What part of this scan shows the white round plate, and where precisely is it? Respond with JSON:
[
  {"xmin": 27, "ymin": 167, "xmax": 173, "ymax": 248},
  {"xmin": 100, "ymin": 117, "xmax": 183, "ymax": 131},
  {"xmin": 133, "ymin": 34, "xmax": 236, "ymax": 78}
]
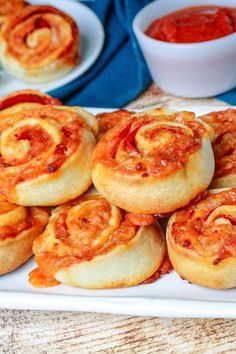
[{"xmin": 0, "ymin": 0, "xmax": 104, "ymax": 96}]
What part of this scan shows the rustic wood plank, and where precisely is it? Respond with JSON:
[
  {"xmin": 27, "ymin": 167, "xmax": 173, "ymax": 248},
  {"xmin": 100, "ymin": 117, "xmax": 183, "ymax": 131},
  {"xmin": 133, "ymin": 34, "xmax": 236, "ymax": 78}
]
[
  {"xmin": 126, "ymin": 84, "xmax": 229, "ymax": 109},
  {"xmin": 0, "ymin": 310, "xmax": 236, "ymax": 353}
]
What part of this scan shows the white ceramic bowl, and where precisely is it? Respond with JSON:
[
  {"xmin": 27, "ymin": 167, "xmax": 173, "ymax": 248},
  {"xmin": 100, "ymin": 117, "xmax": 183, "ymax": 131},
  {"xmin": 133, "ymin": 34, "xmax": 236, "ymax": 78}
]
[{"xmin": 133, "ymin": 0, "xmax": 236, "ymax": 98}]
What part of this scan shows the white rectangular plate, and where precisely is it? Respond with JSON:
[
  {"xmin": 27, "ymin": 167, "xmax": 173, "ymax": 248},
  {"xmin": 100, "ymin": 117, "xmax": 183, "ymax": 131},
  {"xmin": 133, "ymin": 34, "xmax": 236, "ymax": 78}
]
[{"xmin": 1, "ymin": 106, "xmax": 236, "ymax": 318}]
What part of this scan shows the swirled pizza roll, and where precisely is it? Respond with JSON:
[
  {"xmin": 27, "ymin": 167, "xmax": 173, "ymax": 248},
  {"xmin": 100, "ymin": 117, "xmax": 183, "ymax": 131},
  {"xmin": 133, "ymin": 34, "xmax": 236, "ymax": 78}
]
[
  {"xmin": 0, "ymin": 89, "xmax": 61, "ymax": 116},
  {"xmin": 201, "ymin": 109, "xmax": 236, "ymax": 188},
  {"xmin": 96, "ymin": 110, "xmax": 134, "ymax": 139},
  {"xmin": 0, "ymin": 0, "xmax": 27, "ymax": 30},
  {"xmin": 0, "ymin": 201, "xmax": 48, "ymax": 275},
  {"xmin": 0, "ymin": 5, "xmax": 79, "ymax": 83},
  {"xmin": 96, "ymin": 108, "xmax": 175, "ymax": 138},
  {"xmin": 29, "ymin": 192, "xmax": 167, "ymax": 289},
  {"xmin": 92, "ymin": 110, "xmax": 215, "ymax": 214},
  {"xmin": 167, "ymin": 188, "xmax": 236, "ymax": 289},
  {"xmin": 0, "ymin": 105, "xmax": 98, "ymax": 206}
]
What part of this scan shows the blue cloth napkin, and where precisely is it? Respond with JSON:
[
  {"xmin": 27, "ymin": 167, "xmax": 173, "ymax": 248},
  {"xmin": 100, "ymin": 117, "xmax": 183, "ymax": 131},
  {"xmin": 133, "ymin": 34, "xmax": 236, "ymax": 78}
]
[
  {"xmin": 51, "ymin": 0, "xmax": 152, "ymax": 108},
  {"xmin": 217, "ymin": 89, "xmax": 236, "ymax": 105},
  {"xmin": 52, "ymin": 0, "xmax": 236, "ymax": 108}
]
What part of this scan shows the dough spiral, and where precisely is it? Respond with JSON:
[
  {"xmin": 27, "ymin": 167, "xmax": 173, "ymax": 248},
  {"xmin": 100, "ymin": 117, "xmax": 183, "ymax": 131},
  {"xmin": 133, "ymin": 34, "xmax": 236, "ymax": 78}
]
[
  {"xmin": 0, "ymin": 200, "xmax": 48, "ymax": 275},
  {"xmin": 167, "ymin": 188, "xmax": 236, "ymax": 288},
  {"xmin": 0, "ymin": 105, "xmax": 98, "ymax": 206},
  {"xmin": 201, "ymin": 109, "xmax": 236, "ymax": 188},
  {"xmin": 0, "ymin": 5, "xmax": 79, "ymax": 83},
  {"xmin": 92, "ymin": 111, "xmax": 214, "ymax": 214},
  {"xmin": 96, "ymin": 108, "xmax": 175, "ymax": 138},
  {"xmin": 29, "ymin": 192, "xmax": 167, "ymax": 289}
]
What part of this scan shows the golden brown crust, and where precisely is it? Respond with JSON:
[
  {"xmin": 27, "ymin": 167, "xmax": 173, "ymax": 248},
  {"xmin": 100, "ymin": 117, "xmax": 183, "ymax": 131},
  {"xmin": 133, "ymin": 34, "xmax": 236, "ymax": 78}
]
[
  {"xmin": 0, "ymin": 0, "xmax": 28, "ymax": 30},
  {"xmin": 96, "ymin": 108, "xmax": 176, "ymax": 139},
  {"xmin": 167, "ymin": 188, "xmax": 236, "ymax": 289},
  {"xmin": 29, "ymin": 192, "xmax": 167, "ymax": 289},
  {"xmin": 0, "ymin": 89, "xmax": 61, "ymax": 116},
  {"xmin": 0, "ymin": 202, "xmax": 48, "ymax": 275},
  {"xmin": 0, "ymin": 5, "xmax": 79, "ymax": 83},
  {"xmin": 96, "ymin": 110, "xmax": 134, "ymax": 139},
  {"xmin": 92, "ymin": 110, "xmax": 214, "ymax": 213},
  {"xmin": 0, "ymin": 105, "xmax": 98, "ymax": 206},
  {"xmin": 0, "ymin": 0, "xmax": 27, "ymax": 16},
  {"xmin": 201, "ymin": 109, "xmax": 236, "ymax": 188}
]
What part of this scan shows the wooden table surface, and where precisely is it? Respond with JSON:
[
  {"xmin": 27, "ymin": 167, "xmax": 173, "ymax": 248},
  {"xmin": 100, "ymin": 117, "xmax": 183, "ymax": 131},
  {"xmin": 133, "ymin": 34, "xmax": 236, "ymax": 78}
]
[{"xmin": 1, "ymin": 85, "xmax": 235, "ymax": 354}]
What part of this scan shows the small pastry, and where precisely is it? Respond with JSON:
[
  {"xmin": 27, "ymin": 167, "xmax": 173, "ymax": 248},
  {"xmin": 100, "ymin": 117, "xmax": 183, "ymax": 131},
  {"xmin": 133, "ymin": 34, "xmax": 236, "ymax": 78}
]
[
  {"xmin": 0, "ymin": 89, "xmax": 61, "ymax": 116},
  {"xmin": 0, "ymin": 105, "xmax": 98, "ymax": 206},
  {"xmin": 29, "ymin": 192, "xmax": 167, "ymax": 289},
  {"xmin": 96, "ymin": 110, "xmax": 134, "ymax": 138},
  {"xmin": 167, "ymin": 188, "xmax": 236, "ymax": 289},
  {"xmin": 0, "ymin": 5, "xmax": 79, "ymax": 83},
  {"xmin": 201, "ymin": 109, "xmax": 236, "ymax": 188},
  {"xmin": 92, "ymin": 110, "xmax": 214, "ymax": 214},
  {"xmin": 0, "ymin": 200, "xmax": 48, "ymax": 275},
  {"xmin": 96, "ymin": 107, "xmax": 175, "ymax": 138}
]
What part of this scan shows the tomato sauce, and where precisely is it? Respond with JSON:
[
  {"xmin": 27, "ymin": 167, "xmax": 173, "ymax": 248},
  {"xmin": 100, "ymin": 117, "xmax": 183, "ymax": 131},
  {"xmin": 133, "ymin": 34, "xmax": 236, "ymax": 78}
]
[
  {"xmin": 171, "ymin": 189, "xmax": 236, "ymax": 263},
  {"xmin": 96, "ymin": 110, "xmax": 133, "ymax": 137},
  {"xmin": 30, "ymin": 194, "xmax": 170, "ymax": 288},
  {"xmin": 201, "ymin": 109, "xmax": 236, "ymax": 178},
  {"xmin": 0, "ymin": 93, "xmax": 61, "ymax": 111},
  {"xmin": 92, "ymin": 112, "xmax": 205, "ymax": 178},
  {"xmin": 145, "ymin": 6, "xmax": 236, "ymax": 43},
  {"xmin": 0, "ymin": 217, "xmax": 32, "ymax": 240},
  {"xmin": 142, "ymin": 255, "xmax": 172, "ymax": 284}
]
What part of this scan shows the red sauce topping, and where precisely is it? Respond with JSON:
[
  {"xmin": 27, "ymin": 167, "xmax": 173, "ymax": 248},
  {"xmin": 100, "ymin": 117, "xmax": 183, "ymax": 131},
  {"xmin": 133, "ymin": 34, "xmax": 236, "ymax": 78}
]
[
  {"xmin": 201, "ymin": 109, "xmax": 236, "ymax": 178},
  {"xmin": 142, "ymin": 255, "xmax": 172, "ymax": 284},
  {"xmin": 96, "ymin": 110, "xmax": 133, "ymax": 138},
  {"xmin": 17, "ymin": 127, "xmax": 52, "ymax": 160},
  {"xmin": 92, "ymin": 111, "xmax": 205, "ymax": 178},
  {"xmin": 171, "ymin": 189, "xmax": 236, "ymax": 264},
  {"xmin": 0, "ymin": 93, "xmax": 61, "ymax": 111},
  {"xmin": 0, "ymin": 204, "xmax": 48, "ymax": 241},
  {"xmin": 29, "ymin": 195, "xmax": 169, "ymax": 288},
  {"xmin": 126, "ymin": 213, "xmax": 155, "ymax": 226},
  {"xmin": 0, "ymin": 107, "xmax": 83, "ymax": 200},
  {"xmin": 0, "ymin": 217, "xmax": 32, "ymax": 240},
  {"xmin": 3, "ymin": 5, "xmax": 79, "ymax": 66},
  {"xmin": 29, "ymin": 267, "xmax": 60, "ymax": 288},
  {"xmin": 0, "ymin": 0, "xmax": 27, "ymax": 17},
  {"xmin": 145, "ymin": 6, "xmax": 236, "ymax": 43}
]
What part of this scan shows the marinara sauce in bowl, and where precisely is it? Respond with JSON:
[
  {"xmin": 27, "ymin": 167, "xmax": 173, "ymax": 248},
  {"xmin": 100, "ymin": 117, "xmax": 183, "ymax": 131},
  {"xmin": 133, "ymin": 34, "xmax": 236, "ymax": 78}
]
[{"xmin": 133, "ymin": 0, "xmax": 236, "ymax": 98}]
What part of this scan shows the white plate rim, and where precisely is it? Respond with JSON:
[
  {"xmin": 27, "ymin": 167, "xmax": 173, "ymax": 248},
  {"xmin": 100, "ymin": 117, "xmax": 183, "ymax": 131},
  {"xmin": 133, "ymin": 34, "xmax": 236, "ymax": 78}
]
[{"xmin": 1, "ymin": 292, "xmax": 236, "ymax": 318}]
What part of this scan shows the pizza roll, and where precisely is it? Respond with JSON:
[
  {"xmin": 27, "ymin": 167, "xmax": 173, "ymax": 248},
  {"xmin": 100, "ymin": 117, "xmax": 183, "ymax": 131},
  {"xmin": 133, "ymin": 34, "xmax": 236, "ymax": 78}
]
[
  {"xmin": 167, "ymin": 188, "xmax": 236, "ymax": 289},
  {"xmin": 0, "ymin": 5, "xmax": 79, "ymax": 83},
  {"xmin": 0, "ymin": 105, "xmax": 98, "ymax": 206},
  {"xmin": 29, "ymin": 192, "xmax": 167, "ymax": 289},
  {"xmin": 201, "ymin": 109, "xmax": 236, "ymax": 188},
  {"xmin": 0, "ymin": 0, "xmax": 27, "ymax": 30},
  {"xmin": 96, "ymin": 108, "xmax": 175, "ymax": 138},
  {"xmin": 96, "ymin": 110, "xmax": 134, "ymax": 138},
  {"xmin": 0, "ymin": 201, "xmax": 48, "ymax": 275},
  {"xmin": 92, "ymin": 110, "xmax": 214, "ymax": 214},
  {"xmin": 0, "ymin": 89, "xmax": 61, "ymax": 116}
]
